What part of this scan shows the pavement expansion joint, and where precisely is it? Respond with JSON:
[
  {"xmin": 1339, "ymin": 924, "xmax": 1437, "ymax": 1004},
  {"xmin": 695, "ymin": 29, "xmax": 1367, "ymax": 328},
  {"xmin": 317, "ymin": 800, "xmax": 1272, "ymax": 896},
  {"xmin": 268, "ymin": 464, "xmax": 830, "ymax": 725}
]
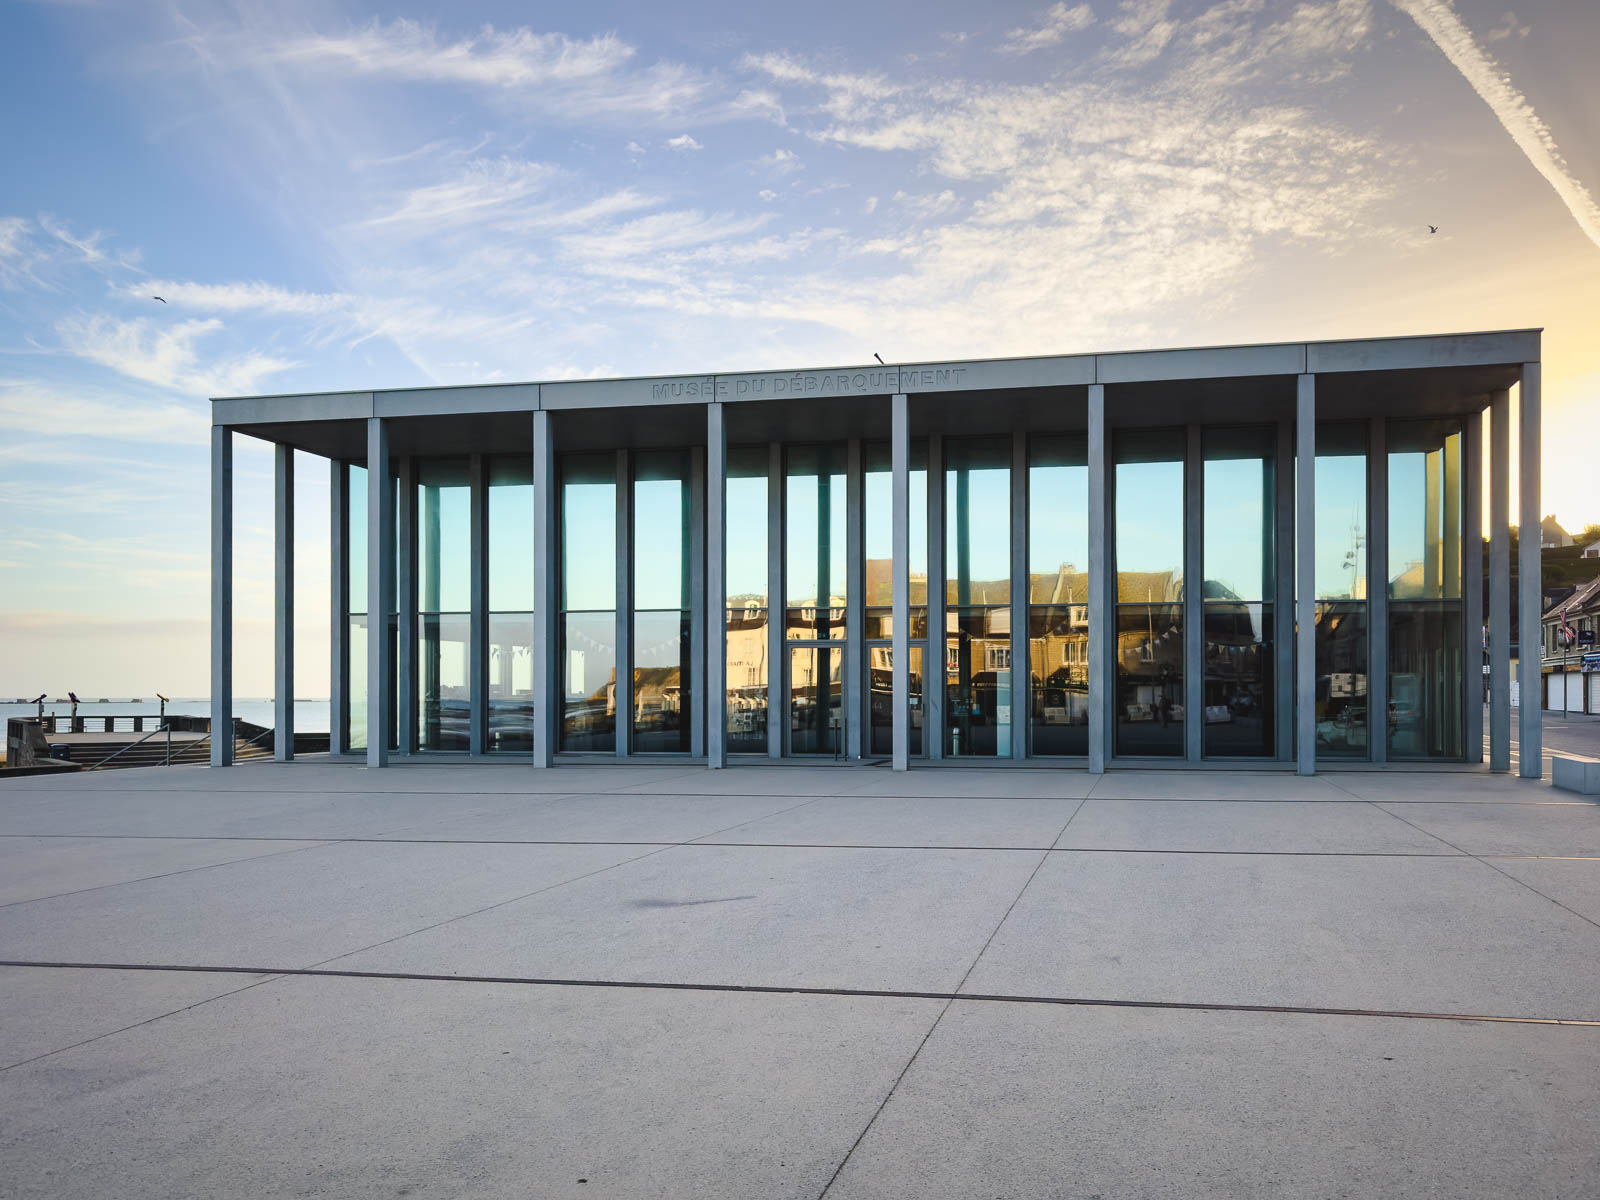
[{"xmin": 3, "ymin": 960, "xmax": 1596, "ymax": 1028}]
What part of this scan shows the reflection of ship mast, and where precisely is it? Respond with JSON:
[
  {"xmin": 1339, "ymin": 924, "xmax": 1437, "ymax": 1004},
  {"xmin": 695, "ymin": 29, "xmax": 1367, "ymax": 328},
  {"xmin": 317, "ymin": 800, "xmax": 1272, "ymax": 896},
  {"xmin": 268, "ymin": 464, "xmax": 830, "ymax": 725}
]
[{"xmin": 1340, "ymin": 505, "xmax": 1365, "ymax": 598}]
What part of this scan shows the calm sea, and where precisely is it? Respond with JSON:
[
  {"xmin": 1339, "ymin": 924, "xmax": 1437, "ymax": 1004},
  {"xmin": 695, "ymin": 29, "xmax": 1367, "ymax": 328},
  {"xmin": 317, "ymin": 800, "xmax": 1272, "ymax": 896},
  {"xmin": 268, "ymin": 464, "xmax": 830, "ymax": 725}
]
[{"xmin": 0, "ymin": 699, "xmax": 329, "ymax": 733}]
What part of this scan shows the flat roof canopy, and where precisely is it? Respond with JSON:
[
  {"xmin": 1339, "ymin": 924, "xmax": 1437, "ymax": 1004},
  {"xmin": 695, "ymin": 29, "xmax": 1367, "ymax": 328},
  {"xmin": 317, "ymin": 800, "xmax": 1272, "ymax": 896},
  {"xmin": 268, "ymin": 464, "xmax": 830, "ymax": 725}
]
[{"xmin": 215, "ymin": 329, "xmax": 1537, "ymax": 459}]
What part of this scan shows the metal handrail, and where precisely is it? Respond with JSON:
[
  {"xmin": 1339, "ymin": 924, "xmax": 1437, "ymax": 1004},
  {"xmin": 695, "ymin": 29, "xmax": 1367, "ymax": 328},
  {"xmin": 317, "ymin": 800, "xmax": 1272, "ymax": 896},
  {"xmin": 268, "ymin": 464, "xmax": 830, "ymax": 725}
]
[{"xmin": 85, "ymin": 722, "xmax": 171, "ymax": 771}]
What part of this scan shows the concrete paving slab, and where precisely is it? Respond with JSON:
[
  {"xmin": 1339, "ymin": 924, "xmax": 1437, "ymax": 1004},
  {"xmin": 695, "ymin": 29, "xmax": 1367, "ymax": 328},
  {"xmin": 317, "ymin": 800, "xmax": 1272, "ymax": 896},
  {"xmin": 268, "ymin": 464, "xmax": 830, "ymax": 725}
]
[
  {"xmin": 0, "ymin": 965, "xmax": 275, "ymax": 1070},
  {"xmin": 1088, "ymin": 770, "xmax": 1351, "ymax": 801},
  {"xmin": 1057, "ymin": 799, "xmax": 1456, "ymax": 854},
  {"xmin": 0, "ymin": 788, "xmax": 551, "ymax": 839},
  {"xmin": 825, "ymin": 1001, "xmax": 1600, "ymax": 1200},
  {"xmin": 0, "ymin": 762, "xmax": 701, "ymax": 795},
  {"xmin": 962, "ymin": 851, "xmax": 1600, "ymax": 1019},
  {"xmin": 844, "ymin": 768, "xmax": 1097, "ymax": 799},
  {"xmin": 692, "ymin": 793, "xmax": 1082, "ymax": 848},
  {"xmin": 376, "ymin": 792, "xmax": 825, "ymax": 844},
  {"xmin": 333, "ymin": 843, "xmax": 1046, "ymax": 992},
  {"xmin": 611, "ymin": 766, "xmax": 878, "ymax": 796},
  {"xmin": 1490, "ymin": 858, "xmax": 1600, "ymax": 926},
  {"xmin": 0, "ymin": 972, "xmax": 942, "ymax": 1200},
  {"xmin": 0, "ymin": 836, "xmax": 326, "ymax": 905},
  {"xmin": 1327, "ymin": 772, "xmax": 1556, "ymax": 803},
  {"xmin": 1373, "ymin": 801, "xmax": 1600, "ymax": 857},
  {"xmin": 0, "ymin": 840, "xmax": 663, "ymax": 968}
]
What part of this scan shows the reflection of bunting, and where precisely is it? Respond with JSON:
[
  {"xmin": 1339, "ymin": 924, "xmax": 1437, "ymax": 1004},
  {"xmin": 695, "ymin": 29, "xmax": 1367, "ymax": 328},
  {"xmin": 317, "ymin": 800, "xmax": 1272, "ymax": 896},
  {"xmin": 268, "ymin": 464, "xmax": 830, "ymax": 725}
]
[{"xmin": 566, "ymin": 624, "xmax": 688, "ymax": 659}]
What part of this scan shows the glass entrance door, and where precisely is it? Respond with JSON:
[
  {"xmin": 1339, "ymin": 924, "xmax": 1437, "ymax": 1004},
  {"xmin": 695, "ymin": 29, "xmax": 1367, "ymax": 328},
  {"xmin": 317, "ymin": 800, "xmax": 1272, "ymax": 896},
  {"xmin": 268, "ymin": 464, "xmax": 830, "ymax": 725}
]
[
  {"xmin": 789, "ymin": 645, "xmax": 843, "ymax": 755},
  {"xmin": 866, "ymin": 642, "xmax": 924, "ymax": 758}
]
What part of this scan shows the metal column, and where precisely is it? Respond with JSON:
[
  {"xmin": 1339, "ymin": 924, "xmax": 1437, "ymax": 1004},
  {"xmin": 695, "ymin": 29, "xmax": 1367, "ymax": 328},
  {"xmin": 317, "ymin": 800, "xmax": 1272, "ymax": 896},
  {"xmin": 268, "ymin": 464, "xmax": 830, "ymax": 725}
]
[
  {"xmin": 1274, "ymin": 418, "xmax": 1295, "ymax": 762},
  {"xmin": 1087, "ymin": 385, "xmax": 1108, "ymax": 774},
  {"xmin": 532, "ymin": 410, "xmax": 556, "ymax": 767},
  {"xmin": 367, "ymin": 417, "xmax": 394, "ymax": 768},
  {"xmin": 1368, "ymin": 417, "xmax": 1388, "ymax": 765},
  {"xmin": 396, "ymin": 456, "xmax": 416, "ymax": 754},
  {"xmin": 766, "ymin": 442, "xmax": 784, "ymax": 760},
  {"xmin": 1464, "ymin": 409, "xmax": 1483, "ymax": 763},
  {"xmin": 926, "ymin": 433, "xmax": 945, "ymax": 761},
  {"xmin": 691, "ymin": 443, "xmax": 708, "ymax": 761},
  {"xmin": 891, "ymin": 394, "xmax": 910, "ymax": 771},
  {"xmin": 1517, "ymin": 363, "xmax": 1542, "ymax": 778},
  {"xmin": 468, "ymin": 453, "xmax": 487, "ymax": 756},
  {"xmin": 1010, "ymin": 429, "xmax": 1028, "ymax": 760},
  {"xmin": 1488, "ymin": 389, "xmax": 1511, "ymax": 772},
  {"xmin": 615, "ymin": 448, "xmax": 632, "ymax": 759},
  {"xmin": 1295, "ymin": 375, "xmax": 1317, "ymax": 776},
  {"xmin": 706, "ymin": 405, "xmax": 727, "ymax": 768},
  {"xmin": 1183, "ymin": 424, "xmax": 1202, "ymax": 762},
  {"xmin": 274, "ymin": 443, "xmax": 295, "ymax": 762},
  {"xmin": 845, "ymin": 438, "xmax": 863, "ymax": 760},
  {"xmin": 209, "ymin": 426, "xmax": 234, "ymax": 767},
  {"xmin": 330, "ymin": 460, "xmax": 349, "ymax": 757}
]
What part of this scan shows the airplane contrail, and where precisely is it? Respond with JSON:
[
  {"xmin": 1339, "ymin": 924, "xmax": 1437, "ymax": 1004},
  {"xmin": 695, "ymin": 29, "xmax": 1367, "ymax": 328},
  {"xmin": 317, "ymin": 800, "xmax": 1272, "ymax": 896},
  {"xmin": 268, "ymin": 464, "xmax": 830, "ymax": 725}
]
[{"xmin": 1391, "ymin": 0, "xmax": 1600, "ymax": 250}]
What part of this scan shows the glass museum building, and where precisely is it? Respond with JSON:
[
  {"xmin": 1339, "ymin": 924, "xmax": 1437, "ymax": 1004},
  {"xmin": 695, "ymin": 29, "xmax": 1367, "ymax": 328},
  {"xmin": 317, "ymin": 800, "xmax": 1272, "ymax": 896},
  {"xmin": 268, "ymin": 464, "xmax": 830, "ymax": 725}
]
[{"xmin": 209, "ymin": 330, "xmax": 1545, "ymax": 777}]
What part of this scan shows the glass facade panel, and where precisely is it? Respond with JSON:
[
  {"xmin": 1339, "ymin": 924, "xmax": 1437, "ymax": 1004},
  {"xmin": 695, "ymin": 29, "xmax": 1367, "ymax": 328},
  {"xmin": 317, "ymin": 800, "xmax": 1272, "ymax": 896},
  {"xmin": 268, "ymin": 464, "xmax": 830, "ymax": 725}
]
[
  {"xmin": 1202, "ymin": 428, "xmax": 1273, "ymax": 603},
  {"xmin": 789, "ymin": 645, "xmax": 842, "ymax": 755},
  {"xmin": 1203, "ymin": 603, "xmax": 1274, "ymax": 757},
  {"xmin": 634, "ymin": 450, "xmax": 690, "ymax": 612},
  {"xmin": 1115, "ymin": 603, "xmax": 1183, "ymax": 756},
  {"xmin": 864, "ymin": 440, "xmax": 929, "ymax": 610},
  {"xmin": 349, "ymin": 614, "xmax": 368, "ymax": 752},
  {"xmin": 1387, "ymin": 418, "xmax": 1465, "ymax": 760},
  {"xmin": 488, "ymin": 612, "xmax": 534, "ymax": 751},
  {"xmin": 350, "ymin": 464, "xmax": 368, "ymax": 615},
  {"xmin": 726, "ymin": 607, "xmax": 769, "ymax": 753},
  {"xmin": 633, "ymin": 610, "xmax": 690, "ymax": 753},
  {"xmin": 488, "ymin": 457, "xmax": 534, "ymax": 612},
  {"xmin": 786, "ymin": 444, "xmax": 847, "ymax": 631},
  {"xmin": 344, "ymin": 463, "xmax": 399, "ymax": 754},
  {"xmin": 562, "ymin": 454, "xmax": 617, "ymax": 612},
  {"xmin": 946, "ymin": 437, "xmax": 1010, "ymax": 605},
  {"xmin": 1029, "ymin": 604, "xmax": 1090, "ymax": 756},
  {"xmin": 1202, "ymin": 427, "xmax": 1274, "ymax": 758},
  {"xmin": 1389, "ymin": 603, "xmax": 1463, "ymax": 759},
  {"xmin": 1315, "ymin": 424, "xmax": 1368, "ymax": 601},
  {"xmin": 1030, "ymin": 436, "xmax": 1089, "ymax": 756},
  {"xmin": 865, "ymin": 607, "xmax": 929, "ymax": 640},
  {"xmin": 416, "ymin": 458, "xmax": 470, "ymax": 616},
  {"xmin": 866, "ymin": 643, "xmax": 924, "ymax": 757},
  {"xmin": 727, "ymin": 446, "xmax": 768, "ymax": 608},
  {"xmin": 1314, "ymin": 601, "xmax": 1367, "ymax": 757},
  {"xmin": 561, "ymin": 454, "xmax": 617, "ymax": 751},
  {"xmin": 417, "ymin": 613, "xmax": 470, "ymax": 752},
  {"xmin": 943, "ymin": 606, "xmax": 1012, "ymax": 757},
  {"xmin": 1388, "ymin": 421, "xmax": 1463, "ymax": 601},
  {"xmin": 1115, "ymin": 430, "xmax": 1184, "ymax": 594},
  {"xmin": 561, "ymin": 611, "xmax": 616, "ymax": 751}
]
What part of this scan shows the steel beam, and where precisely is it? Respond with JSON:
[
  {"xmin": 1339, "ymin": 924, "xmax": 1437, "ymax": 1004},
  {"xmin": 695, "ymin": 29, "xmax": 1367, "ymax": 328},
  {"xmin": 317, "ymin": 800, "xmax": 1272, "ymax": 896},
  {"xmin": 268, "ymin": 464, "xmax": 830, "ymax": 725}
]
[
  {"xmin": 1087, "ymin": 385, "xmax": 1108, "ymax": 773},
  {"xmin": 705, "ymin": 406, "xmax": 727, "ymax": 767},
  {"xmin": 615, "ymin": 448, "xmax": 632, "ymax": 758},
  {"xmin": 767, "ymin": 442, "xmax": 784, "ymax": 760},
  {"xmin": 846, "ymin": 438, "xmax": 863, "ymax": 760},
  {"xmin": 1464, "ymin": 409, "xmax": 1483, "ymax": 762},
  {"xmin": 210, "ymin": 426, "xmax": 234, "ymax": 767},
  {"xmin": 1274, "ymin": 418, "xmax": 1295, "ymax": 761},
  {"xmin": 926, "ymin": 433, "xmax": 945, "ymax": 761},
  {"xmin": 532, "ymin": 411, "xmax": 556, "ymax": 767},
  {"xmin": 1369, "ymin": 417, "xmax": 1388, "ymax": 764},
  {"xmin": 367, "ymin": 417, "xmax": 393, "ymax": 768},
  {"xmin": 1517, "ymin": 363, "xmax": 1542, "ymax": 777},
  {"xmin": 330, "ymin": 460, "xmax": 349, "ymax": 757},
  {"xmin": 892, "ymin": 394, "xmax": 910, "ymax": 771},
  {"xmin": 274, "ymin": 443, "xmax": 295, "ymax": 762},
  {"xmin": 691, "ymin": 442, "xmax": 708, "ymax": 761},
  {"xmin": 1488, "ymin": 389, "xmax": 1511, "ymax": 771},
  {"xmin": 1295, "ymin": 375, "xmax": 1316, "ymax": 776},
  {"xmin": 1183, "ymin": 424, "xmax": 1202, "ymax": 762},
  {"xmin": 1010, "ymin": 428, "xmax": 1028, "ymax": 760},
  {"xmin": 469, "ymin": 453, "xmax": 487, "ymax": 756}
]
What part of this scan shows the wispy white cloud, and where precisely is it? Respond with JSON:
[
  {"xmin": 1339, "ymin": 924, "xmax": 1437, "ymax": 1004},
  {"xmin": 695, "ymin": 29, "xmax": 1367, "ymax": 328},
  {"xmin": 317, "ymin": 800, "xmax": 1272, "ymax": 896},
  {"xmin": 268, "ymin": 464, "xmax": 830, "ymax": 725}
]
[
  {"xmin": 665, "ymin": 134, "xmax": 704, "ymax": 151},
  {"xmin": 53, "ymin": 314, "xmax": 296, "ymax": 396},
  {"xmin": 997, "ymin": 3, "xmax": 1095, "ymax": 56},
  {"xmin": 0, "ymin": 381, "xmax": 208, "ymax": 445},
  {"xmin": 1392, "ymin": 0, "xmax": 1600, "ymax": 249}
]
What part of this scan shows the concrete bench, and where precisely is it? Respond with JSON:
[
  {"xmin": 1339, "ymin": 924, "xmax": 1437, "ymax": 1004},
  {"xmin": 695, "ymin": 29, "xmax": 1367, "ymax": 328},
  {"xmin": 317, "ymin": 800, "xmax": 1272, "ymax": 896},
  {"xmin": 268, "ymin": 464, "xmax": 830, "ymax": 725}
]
[{"xmin": 1551, "ymin": 753, "xmax": 1600, "ymax": 797}]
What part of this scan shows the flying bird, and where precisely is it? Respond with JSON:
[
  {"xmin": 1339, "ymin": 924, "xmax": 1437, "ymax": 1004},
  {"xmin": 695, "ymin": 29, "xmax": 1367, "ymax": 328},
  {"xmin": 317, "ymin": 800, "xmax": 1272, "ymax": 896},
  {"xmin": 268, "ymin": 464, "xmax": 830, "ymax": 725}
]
[
  {"xmin": 152, "ymin": 296, "xmax": 166, "ymax": 303},
  {"xmin": 1427, "ymin": 225, "xmax": 1438, "ymax": 234},
  {"xmin": 874, "ymin": 352, "xmax": 885, "ymax": 364}
]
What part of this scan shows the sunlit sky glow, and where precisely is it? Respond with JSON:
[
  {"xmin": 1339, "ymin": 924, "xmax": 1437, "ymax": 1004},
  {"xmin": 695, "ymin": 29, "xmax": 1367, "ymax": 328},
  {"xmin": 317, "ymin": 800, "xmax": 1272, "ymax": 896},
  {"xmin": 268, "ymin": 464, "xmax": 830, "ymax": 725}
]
[{"xmin": 2, "ymin": 0, "xmax": 1596, "ymax": 696}]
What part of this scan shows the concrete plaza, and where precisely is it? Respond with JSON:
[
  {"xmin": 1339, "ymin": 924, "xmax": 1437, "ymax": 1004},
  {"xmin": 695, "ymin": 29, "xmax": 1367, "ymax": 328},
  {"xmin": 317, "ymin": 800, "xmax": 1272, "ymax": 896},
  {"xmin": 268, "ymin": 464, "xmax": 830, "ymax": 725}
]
[{"xmin": 2, "ymin": 761, "xmax": 1598, "ymax": 1198}]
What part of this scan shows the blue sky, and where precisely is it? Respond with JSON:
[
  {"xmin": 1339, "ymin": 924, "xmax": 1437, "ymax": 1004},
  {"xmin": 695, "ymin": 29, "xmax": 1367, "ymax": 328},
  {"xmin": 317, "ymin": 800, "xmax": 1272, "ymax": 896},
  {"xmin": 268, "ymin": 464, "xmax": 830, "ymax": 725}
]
[{"xmin": 2, "ymin": 0, "xmax": 1597, "ymax": 697}]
